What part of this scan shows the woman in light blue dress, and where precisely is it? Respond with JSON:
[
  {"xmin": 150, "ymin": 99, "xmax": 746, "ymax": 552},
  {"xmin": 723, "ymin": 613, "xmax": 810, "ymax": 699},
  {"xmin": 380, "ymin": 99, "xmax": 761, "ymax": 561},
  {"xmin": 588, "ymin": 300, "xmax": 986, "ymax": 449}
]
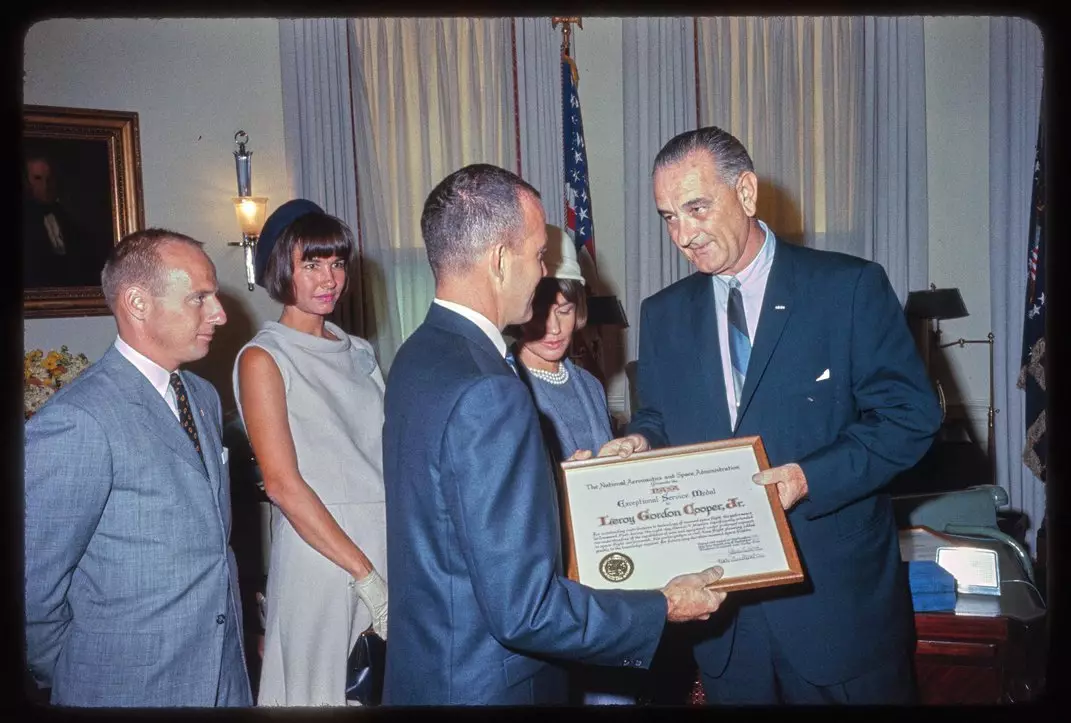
[{"xmin": 507, "ymin": 229, "xmax": 642, "ymax": 706}]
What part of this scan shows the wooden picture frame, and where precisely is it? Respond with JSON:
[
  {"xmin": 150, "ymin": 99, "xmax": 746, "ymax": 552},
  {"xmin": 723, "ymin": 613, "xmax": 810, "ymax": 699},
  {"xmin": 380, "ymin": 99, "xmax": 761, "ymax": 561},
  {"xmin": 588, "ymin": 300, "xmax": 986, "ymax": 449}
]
[
  {"xmin": 22, "ymin": 105, "xmax": 144, "ymax": 318},
  {"xmin": 558, "ymin": 436, "xmax": 804, "ymax": 593}
]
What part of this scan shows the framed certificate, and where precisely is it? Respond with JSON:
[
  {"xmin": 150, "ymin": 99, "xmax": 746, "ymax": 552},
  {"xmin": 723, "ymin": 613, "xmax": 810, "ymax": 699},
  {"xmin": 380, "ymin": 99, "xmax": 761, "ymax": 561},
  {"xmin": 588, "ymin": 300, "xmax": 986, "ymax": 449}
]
[{"xmin": 558, "ymin": 437, "xmax": 804, "ymax": 593}]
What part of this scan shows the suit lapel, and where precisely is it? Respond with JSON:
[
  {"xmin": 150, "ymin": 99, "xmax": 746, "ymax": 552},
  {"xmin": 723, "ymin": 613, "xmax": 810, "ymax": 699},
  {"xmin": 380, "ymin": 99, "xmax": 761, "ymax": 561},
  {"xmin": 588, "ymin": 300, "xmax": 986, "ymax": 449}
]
[
  {"xmin": 180, "ymin": 375, "xmax": 230, "ymax": 539},
  {"xmin": 106, "ymin": 350, "xmax": 210, "ymax": 479},
  {"xmin": 736, "ymin": 240, "xmax": 796, "ymax": 426},
  {"xmin": 181, "ymin": 372, "xmax": 221, "ymax": 490},
  {"xmin": 684, "ymin": 275, "xmax": 733, "ymax": 440}
]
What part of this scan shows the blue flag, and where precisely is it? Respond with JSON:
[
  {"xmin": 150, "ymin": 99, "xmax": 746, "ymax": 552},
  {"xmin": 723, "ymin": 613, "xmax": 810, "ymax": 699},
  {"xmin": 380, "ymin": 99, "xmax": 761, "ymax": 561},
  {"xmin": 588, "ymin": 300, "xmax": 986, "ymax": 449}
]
[
  {"xmin": 1017, "ymin": 108, "xmax": 1046, "ymax": 481},
  {"xmin": 562, "ymin": 52, "xmax": 595, "ymax": 265}
]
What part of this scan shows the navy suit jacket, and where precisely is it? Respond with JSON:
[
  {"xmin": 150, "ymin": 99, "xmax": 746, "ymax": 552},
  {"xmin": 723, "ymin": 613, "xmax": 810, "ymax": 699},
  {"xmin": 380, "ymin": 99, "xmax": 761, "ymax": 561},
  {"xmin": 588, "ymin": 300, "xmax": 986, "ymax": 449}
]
[
  {"xmin": 382, "ymin": 304, "xmax": 668, "ymax": 705},
  {"xmin": 629, "ymin": 239, "xmax": 941, "ymax": 685}
]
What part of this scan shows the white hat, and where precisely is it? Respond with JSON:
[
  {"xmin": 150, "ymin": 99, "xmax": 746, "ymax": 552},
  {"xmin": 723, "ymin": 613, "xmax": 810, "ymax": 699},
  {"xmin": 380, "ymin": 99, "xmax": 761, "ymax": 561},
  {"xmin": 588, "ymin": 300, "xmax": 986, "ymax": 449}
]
[{"xmin": 543, "ymin": 224, "xmax": 585, "ymax": 282}]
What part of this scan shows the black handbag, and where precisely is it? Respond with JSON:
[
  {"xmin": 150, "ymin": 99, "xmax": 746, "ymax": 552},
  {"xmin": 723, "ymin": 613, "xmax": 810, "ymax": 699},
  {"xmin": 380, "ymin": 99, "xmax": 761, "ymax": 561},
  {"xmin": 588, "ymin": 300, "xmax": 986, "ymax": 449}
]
[{"xmin": 346, "ymin": 627, "xmax": 386, "ymax": 705}]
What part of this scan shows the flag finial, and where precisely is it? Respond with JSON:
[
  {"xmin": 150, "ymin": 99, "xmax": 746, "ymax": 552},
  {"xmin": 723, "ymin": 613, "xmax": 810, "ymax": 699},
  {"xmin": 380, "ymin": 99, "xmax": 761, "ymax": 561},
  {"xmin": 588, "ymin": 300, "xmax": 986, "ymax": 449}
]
[{"xmin": 552, "ymin": 16, "xmax": 582, "ymax": 55}]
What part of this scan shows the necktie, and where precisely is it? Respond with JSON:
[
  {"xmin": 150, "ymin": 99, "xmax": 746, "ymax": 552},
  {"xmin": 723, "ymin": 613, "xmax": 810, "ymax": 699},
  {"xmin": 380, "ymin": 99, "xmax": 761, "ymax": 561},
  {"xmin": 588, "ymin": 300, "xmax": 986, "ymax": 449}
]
[
  {"xmin": 170, "ymin": 372, "xmax": 206, "ymax": 470},
  {"xmin": 727, "ymin": 278, "xmax": 751, "ymax": 406},
  {"xmin": 505, "ymin": 352, "xmax": 519, "ymax": 376}
]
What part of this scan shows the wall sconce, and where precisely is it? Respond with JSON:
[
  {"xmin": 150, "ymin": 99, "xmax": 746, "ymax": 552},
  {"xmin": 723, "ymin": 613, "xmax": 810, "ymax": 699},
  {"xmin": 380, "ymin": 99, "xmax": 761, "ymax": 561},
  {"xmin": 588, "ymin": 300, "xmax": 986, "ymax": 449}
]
[
  {"xmin": 905, "ymin": 284, "xmax": 998, "ymax": 467},
  {"xmin": 228, "ymin": 130, "xmax": 268, "ymax": 291}
]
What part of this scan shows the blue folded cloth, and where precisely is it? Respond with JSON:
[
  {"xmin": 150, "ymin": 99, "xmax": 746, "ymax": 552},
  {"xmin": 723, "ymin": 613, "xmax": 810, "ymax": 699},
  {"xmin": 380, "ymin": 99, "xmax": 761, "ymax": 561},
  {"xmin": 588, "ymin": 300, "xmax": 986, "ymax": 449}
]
[
  {"xmin": 908, "ymin": 560, "xmax": 956, "ymax": 593},
  {"xmin": 910, "ymin": 590, "xmax": 957, "ymax": 612},
  {"xmin": 906, "ymin": 561, "xmax": 957, "ymax": 612}
]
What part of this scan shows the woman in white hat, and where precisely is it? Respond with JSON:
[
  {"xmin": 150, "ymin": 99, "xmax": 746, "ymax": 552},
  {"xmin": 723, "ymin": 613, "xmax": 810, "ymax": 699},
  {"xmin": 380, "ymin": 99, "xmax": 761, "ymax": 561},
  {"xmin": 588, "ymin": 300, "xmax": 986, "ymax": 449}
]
[{"xmin": 507, "ymin": 227, "xmax": 640, "ymax": 706}]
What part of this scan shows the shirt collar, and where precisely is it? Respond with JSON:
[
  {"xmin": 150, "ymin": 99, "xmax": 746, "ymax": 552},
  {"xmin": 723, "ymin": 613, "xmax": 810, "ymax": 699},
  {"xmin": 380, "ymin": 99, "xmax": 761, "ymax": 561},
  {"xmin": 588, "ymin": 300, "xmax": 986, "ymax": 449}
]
[
  {"xmin": 113, "ymin": 335, "xmax": 173, "ymax": 401},
  {"xmin": 717, "ymin": 219, "xmax": 777, "ymax": 288},
  {"xmin": 432, "ymin": 298, "xmax": 508, "ymax": 359}
]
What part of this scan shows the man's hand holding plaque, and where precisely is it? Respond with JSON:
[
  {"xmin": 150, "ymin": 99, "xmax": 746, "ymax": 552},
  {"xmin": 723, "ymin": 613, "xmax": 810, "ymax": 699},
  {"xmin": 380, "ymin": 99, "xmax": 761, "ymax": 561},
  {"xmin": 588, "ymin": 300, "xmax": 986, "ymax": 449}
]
[
  {"xmin": 752, "ymin": 463, "xmax": 809, "ymax": 510},
  {"xmin": 595, "ymin": 433, "xmax": 651, "ymax": 458},
  {"xmin": 662, "ymin": 566, "xmax": 728, "ymax": 622}
]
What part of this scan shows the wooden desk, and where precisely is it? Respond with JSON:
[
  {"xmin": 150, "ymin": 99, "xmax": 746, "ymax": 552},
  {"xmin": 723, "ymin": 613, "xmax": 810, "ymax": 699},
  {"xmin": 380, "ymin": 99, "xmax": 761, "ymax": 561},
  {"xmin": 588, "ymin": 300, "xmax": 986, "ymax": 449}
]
[
  {"xmin": 685, "ymin": 530, "xmax": 1047, "ymax": 705},
  {"xmin": 914, "ymin": 605, "xmax": 1046, "ymax": 704},
  {"xmin": 906, "ymin": 529, "xmax": 1047, "ymax": 704},
  {"xmin": 686, "ymin": 603, "xmax": 1045, "ymax": 705}
]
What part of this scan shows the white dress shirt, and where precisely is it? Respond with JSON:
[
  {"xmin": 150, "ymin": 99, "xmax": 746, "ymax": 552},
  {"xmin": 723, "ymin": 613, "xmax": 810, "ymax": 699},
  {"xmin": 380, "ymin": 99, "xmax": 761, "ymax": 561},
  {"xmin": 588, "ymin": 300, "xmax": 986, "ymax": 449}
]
[
  {"xmin": 432, "ymin": 298, "xmax": 508, "ymax": 359},
  {"xmin": 114, "ymin": 336, "xmax": 180, "ymax": 419},
  {"xmin": 711, "ymin": 220, "xmax": 777, "ymax": 429}
]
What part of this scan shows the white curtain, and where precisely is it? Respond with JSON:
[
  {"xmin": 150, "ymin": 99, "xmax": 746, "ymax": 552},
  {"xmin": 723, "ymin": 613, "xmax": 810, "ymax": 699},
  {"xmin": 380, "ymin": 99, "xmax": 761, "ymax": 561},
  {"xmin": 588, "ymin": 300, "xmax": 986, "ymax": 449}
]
[
  {"xmin": 621, "ymin": 17, "xmax": 697, "ymax": 362},
  {"xmin": 348, "ymin": 18, "xmax": 516, "ymax": 371},
  {"xmin": 278, "ymin": 18, "xmax": 365, "ymax": 335},
  {"xmin": 988, "ymin": 17, "xmax": 1044, "ymax": 555},
  {"xmin": 515, "ymin": 18, "xmax": 564, "ymax": 227},
  {"xmin": 695, "ymin": 16, "xmax": 929, "ymax": 303}
]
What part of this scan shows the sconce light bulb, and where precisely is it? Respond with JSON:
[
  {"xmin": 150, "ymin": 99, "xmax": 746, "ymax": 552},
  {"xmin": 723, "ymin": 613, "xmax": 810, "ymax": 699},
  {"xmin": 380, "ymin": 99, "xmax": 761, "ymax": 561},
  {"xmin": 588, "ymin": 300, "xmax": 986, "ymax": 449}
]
[
  {"xmin": 238, "ymin": 198, "xmax": 258, "ymax": 222},
  {"xmin": 233, "ymin": 196, "xmax": 269, "ymax": 236}
]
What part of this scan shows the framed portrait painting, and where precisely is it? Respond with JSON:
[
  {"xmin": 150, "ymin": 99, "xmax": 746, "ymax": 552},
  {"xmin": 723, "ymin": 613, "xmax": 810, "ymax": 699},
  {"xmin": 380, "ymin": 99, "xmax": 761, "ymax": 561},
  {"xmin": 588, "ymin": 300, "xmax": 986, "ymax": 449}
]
[{"xmin": 22, "ymin": 105, "xmax": 144, "ymax": 318}]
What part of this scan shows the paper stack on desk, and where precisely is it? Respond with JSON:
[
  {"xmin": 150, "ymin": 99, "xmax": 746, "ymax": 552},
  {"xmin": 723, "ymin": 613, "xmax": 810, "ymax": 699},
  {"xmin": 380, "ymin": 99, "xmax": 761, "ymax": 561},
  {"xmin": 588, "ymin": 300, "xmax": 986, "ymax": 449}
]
[{"xmin": 906, "ymin": 561, "xmax": 956, "ymax": 612}]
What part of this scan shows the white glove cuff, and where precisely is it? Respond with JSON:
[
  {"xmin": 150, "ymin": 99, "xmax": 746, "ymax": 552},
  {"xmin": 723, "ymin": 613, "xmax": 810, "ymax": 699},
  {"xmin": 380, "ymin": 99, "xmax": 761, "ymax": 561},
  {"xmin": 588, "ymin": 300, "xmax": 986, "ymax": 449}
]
[{"xmin": 354, "ymin": 568, "xmax": 388, "ymax": 611}]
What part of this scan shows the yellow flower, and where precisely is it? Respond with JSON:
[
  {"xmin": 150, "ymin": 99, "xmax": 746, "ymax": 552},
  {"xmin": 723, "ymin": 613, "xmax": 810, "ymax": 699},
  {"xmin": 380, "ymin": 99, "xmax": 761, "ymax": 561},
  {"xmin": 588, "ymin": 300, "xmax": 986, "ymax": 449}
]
[{"xmin": 24, "ymin": 346, "xmax": 91, "ymax": 418}]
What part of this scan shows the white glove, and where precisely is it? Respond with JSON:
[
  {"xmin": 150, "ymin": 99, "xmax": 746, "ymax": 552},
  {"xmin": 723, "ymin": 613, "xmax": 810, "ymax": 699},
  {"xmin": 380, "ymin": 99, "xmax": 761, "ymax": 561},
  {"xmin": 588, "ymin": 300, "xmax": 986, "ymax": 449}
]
[{"xmin": 354, "ymin": 568, "xmax": 388, "ymax": 640}]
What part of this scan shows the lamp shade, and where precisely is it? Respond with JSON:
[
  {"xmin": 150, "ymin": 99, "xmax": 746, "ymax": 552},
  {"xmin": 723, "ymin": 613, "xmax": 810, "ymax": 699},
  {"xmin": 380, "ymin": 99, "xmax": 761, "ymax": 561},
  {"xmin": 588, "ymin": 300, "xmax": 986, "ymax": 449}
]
[
  {"xmin": 233, "ymin": 196, "xmax": 269, "ymax": 236},
  {"xmin": 904, "ymin": 287, "xmax": 969, "ymax": 320}
]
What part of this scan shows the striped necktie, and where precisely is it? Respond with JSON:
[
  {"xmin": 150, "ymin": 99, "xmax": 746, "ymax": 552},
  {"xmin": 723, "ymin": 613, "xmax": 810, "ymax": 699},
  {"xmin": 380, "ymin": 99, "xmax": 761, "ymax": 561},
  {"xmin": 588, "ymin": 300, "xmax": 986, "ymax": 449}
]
[
  {"xmin": 170, "ymin": 372, "xmax": 206, "ymax": 470},
  {"xmin": 727, "ymin": 278, "xmax": 751, "ymax": 406}
]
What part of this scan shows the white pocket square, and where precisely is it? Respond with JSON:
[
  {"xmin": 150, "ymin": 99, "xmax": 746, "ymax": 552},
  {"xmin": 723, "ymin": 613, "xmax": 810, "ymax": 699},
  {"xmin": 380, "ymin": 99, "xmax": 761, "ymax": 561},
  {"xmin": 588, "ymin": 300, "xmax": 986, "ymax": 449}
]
[
  {"xmin": 221, "ymin": 447, "xmax": 229, "ymax": 463},
  {"xmin": 816, "ymin": 368, "xmax": 831, "ymax": 382}
]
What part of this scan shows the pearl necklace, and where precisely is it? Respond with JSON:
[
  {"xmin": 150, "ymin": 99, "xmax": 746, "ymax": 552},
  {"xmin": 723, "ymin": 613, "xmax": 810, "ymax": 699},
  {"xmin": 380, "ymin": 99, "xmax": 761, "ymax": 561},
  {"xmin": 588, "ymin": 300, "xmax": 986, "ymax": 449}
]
[{"xmin": 526, "ymin": 362, "xmax": 570, "ymax": 385}]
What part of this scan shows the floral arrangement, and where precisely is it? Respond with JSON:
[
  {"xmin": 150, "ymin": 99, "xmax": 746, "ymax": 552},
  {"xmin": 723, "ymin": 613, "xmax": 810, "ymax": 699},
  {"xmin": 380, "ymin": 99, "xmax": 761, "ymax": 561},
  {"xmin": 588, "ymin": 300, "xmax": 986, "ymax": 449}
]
[{"xmin": 24, "ymin": 346, "xmax": 91, "ymax": 419}]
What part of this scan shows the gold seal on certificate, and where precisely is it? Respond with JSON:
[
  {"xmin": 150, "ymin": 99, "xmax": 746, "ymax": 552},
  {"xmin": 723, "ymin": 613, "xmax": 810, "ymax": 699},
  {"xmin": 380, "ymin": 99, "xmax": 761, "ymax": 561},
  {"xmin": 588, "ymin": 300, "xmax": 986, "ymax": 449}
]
[
  {"xmin": 598, "ymin": 552, "xmax": 634, "ymax": 583},
  {"xmin": 558, "ymin": 437, "xmax": 804, "ymax": 593}
]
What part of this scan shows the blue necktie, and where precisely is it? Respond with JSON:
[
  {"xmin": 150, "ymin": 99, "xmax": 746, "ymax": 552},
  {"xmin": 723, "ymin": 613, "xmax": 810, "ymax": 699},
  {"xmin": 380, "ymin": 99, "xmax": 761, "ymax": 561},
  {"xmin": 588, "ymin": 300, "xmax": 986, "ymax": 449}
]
[
  {"xmin": 727, "ymin": 278, "xmax": 751, "ymax": 406},
  {"xmin": 504, "ymin": 352, "xmax": 519, "ymax": 376}
]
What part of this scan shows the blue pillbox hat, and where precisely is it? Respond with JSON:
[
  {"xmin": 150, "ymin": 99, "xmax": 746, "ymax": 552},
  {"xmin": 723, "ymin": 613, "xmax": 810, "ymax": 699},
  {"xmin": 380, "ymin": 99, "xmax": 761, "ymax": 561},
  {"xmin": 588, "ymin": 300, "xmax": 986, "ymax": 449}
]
[{"xmin": 254, "ymin": 198, "xmax": 324, "ymax": 287}]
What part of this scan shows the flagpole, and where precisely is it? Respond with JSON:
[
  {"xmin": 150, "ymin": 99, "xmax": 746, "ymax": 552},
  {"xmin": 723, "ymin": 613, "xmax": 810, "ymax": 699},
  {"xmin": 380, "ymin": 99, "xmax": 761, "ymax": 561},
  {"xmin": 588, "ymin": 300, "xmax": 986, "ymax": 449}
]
[
  {"xmin": 552, "ymin": 15, "xmax": 605, "ymax": 385},
  {"xmin": 552, "ymin": 16, "xmax": 582, "ymax": 54}
]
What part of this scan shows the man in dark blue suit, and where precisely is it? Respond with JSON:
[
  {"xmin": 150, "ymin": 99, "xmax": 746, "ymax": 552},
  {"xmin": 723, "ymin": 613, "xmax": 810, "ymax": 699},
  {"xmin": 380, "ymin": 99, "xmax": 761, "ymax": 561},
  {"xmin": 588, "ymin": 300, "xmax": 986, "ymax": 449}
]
[
  {"xmin": 604, "ymin": 127, "xmax": 942, "ymax": 704},
  {"xmin": 382, "ymin": 164, "xmax": 730, "ymax": 705}
]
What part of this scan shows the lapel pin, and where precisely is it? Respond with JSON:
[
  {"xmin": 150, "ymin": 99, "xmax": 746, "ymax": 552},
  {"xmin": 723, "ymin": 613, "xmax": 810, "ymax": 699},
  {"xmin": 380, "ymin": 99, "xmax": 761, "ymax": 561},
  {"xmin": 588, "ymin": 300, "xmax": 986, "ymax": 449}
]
[
  {"xmin": 774, "ymin": 304, "xmax": 786, "ymax": 310},
  {"xmin": 199, "ymin": 408, "xmax": 205, "ymax": 418}
]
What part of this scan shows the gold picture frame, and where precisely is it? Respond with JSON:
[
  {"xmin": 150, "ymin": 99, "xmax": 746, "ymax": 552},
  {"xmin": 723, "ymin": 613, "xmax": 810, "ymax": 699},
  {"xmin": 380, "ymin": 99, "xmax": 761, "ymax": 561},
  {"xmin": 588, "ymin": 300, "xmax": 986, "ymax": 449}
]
[
  {"xmin": 559, "ymin": 437, "xmax": 804, "ymax": 593},
  {"xmin": 22, "ymin": 105, "xmax": 144, "ymax": 318}
]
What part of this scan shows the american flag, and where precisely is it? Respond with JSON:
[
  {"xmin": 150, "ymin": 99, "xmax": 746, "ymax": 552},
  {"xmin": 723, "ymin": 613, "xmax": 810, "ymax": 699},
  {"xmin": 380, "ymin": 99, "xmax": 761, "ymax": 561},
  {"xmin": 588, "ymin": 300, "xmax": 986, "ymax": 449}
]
[
  {"xmin": 1018, "ymin": 103, "xmax": 1046, "ymax": 481},
  {"xmin": 562, "ymin": 52, "xmax": 595, "ymax": 265}
]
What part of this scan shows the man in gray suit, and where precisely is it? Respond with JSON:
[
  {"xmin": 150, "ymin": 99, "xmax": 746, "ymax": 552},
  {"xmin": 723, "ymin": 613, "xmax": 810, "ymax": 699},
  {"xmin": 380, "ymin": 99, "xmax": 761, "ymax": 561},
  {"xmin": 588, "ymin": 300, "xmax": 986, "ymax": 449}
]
[{"xmin": 24, "ymin": 228, "xmax": 253, "ymax": 707}]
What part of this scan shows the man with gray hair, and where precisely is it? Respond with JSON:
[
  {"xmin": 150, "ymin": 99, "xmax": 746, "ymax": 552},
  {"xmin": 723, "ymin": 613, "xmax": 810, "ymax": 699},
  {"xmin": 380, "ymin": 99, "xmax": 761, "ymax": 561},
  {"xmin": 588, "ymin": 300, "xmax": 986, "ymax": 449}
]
[
  {"xmin": 25, "ymin": 228, "xmax": 252, "ymax": 707},
  {"xmin": 381, "ymin": 163, "xmax": 730, "ymax": 705},
  {"xmin": 602, "ymin": 126, "xmax": 940, "ymax": 703}
]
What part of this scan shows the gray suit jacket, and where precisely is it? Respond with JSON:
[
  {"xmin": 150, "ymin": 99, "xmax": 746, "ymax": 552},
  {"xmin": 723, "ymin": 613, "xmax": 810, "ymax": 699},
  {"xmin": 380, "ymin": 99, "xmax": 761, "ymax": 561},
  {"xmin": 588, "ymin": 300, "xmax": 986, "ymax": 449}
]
[{"xmin": 24, "ymin": 345, "xmax": 252, "ymax": 707}]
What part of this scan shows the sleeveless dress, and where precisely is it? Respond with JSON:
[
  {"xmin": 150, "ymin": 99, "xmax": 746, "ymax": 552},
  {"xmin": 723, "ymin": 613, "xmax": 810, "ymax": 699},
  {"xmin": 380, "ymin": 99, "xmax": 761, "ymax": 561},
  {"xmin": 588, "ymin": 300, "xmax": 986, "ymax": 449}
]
[{"xmin": 233, "ymin": 320, "xmax": 387, "ymax": 706}]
